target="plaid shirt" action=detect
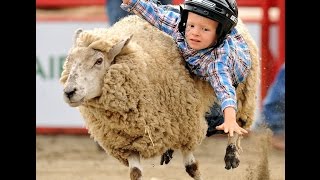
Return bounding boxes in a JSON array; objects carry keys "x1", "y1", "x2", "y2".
[{"x1": 121, "y1": 0, "x2": 252, "y2": 111}]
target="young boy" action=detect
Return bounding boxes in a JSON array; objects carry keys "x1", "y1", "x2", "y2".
[{"x1": 120, "y1": 0, "x2": 251, "y2": 137}]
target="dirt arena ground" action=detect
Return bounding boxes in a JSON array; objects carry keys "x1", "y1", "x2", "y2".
[{"x1": 36, "y1": 130, "x2": 284, "y2": 180}]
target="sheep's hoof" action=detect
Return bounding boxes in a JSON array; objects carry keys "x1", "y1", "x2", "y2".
[
  {"x1": 185, "y1": 161, "x2": 199, "y2": 178},
  {"x1": 160, "y1": 149, "x2": 174, "y2": 165},
  {"x1": 224, "y1": 143, "x2": 240, "y2": 170},
  {"x1": 130, "y1": 167, "x2": 142, "y2": 180}
]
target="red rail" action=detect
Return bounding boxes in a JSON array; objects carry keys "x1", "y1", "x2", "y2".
[
  {"x1": 37, "y1": 127, "x2": 89, "y2": 134},
  {"x1": 36, "y1": 0, "x2": 105, "y2": 8},
  {"x1": 36, "y1": 0, "x2": 279, "y2": 7},
  {"x1": 278, "y1": 0, "x2": 285, "y2": 72},
  {"x1": 260, "y1": 0, "x2": 285, "y2": 100}
]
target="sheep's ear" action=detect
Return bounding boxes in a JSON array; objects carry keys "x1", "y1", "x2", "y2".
[
  {"x1": 107, "y1": 35, "x2": 133, "y2": 61},
  {"x1": 73, "y1": 28, "x2": 83, "y2": 47}
]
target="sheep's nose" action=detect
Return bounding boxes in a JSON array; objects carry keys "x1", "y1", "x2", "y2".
[{"x1": 64, "y1": 88, "x2": 77, "y2": 99}]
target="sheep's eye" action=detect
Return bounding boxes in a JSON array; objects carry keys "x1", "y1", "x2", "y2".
[{"x1": 95, "y1": 58, "x2": 103, "y2": 65}]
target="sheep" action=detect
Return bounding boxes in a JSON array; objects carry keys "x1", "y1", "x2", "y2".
[{"x1": 60, "y1": 14, "x2": 260, "y2": 180}]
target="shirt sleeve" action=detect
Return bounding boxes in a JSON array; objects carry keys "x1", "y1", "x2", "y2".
[
  {"x1": 206, "y1": 28, "x2": 252, "y2": 112},
  {"x1": 207, "y1": 46, "x2": 237, "y2": 112},
  {"x1": 121, "y1": 0, "x2": 180, "y2": 35}
]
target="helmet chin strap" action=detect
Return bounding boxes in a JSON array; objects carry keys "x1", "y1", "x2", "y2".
[
  {"x1": 209, "y1": 40, "x2": 218, "y2": 48},
  {"x1": 215, "y1": 24, "x2": 224, "y2": 46},
  {"x1": 178, "y1": 6, "x2": 188, "y2": 34}
]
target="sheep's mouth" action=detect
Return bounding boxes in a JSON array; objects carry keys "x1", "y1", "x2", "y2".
[{"x1": 67, "y1": 98, "x2": 84, "y2": 107}]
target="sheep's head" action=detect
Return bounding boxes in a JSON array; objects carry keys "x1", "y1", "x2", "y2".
[{"x1": 61, "y1": 28, "x2": 132, "y2": 107}]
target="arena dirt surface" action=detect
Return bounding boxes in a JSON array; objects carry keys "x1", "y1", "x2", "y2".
[{"x1": 36, "y1": 130, "x2": 284, "y2": 180}]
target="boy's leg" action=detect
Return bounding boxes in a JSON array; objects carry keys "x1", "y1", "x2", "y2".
[{"x1": 205, "y1": 104, "x2": 225, "y2": 136}]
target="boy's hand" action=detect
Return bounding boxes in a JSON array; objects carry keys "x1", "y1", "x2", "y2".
[
  {"x1": 216, "y1": 107, "x2": 248, "y2": 137},
  {"x1": 122, "y1": 0, "x2": 130, "y2": 4},
  {"x1": 216, "y1": 121, "x2": 248, "y2": 137}
]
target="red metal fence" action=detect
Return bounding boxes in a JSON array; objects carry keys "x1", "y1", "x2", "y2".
[
  {"x1": 36, "y1": 0, "x2": 105, "y2": 8},
  {"x1": 235, "y1": 0, "x2": 285, "y2": 100}
]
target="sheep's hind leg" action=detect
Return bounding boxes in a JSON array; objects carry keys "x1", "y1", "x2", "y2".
[
  {"x1": 182, "y1": 151, "x2": 203, "y2": 180},
  {"x1": 160, "y1": 149, "x2": 174, "y2": 165},
  {"x1": 224, "y1": 133, "x2": 243, "y2": 170},
  {"x1": 128, "y1": 152, "x2": 142, "y2": 180}
]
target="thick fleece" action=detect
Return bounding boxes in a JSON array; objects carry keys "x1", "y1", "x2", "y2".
[{"x1": 60, "y1": 15, "x2": 259, "y2": 166}]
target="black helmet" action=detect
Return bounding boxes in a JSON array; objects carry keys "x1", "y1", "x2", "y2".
[{"x1": 178, "y1": 0, "x2": 238, "y2": 46}]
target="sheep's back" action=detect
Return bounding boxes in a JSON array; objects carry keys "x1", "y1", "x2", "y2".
[
  {"x1": 80, "y1": 15, "x2": 213, "y2": 165},
  {"x1": 80, "y1": 15, "x2": 259, "y2": 166}
]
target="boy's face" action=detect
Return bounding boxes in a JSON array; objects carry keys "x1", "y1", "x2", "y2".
[{"x1": 185, "y1": 12, "x2": 219, "y2": 50}]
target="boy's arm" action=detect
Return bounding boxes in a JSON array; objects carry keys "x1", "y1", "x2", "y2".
[
  {"x1": 208, "y1": 61, "x2": 247, "y2": 136},
  {"x1": 208, "y1": 70, "x2": 247, "y2": 136},
  {"x1": 121, "y1": 0, "x2": 179, "y2": 35}
]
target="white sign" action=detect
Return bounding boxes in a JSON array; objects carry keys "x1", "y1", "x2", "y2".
[{"x1": 36, "y1": 21, "x2": 108, "y2": 127}]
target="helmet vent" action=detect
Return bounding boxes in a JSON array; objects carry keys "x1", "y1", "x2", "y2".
[
  {"x1": 202, "y1": 0, "x2": 216, "y2": 8},
  {"x1": 215, "y1": 7, "x2": 223, "y2": 13},
  {"x1": 189, "y1": 0, "x2": 216, "y2": 8}
]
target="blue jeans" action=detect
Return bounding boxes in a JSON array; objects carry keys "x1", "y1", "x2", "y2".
[
  {"x1": 260, "y1": 64, "x2": 285, "y2": 135},
  {"x1": 205, "y1": 104, "x2": 225, "y2": 136},
  {"x1": 106, "y1": 0, "x2": 173, "y2": 25}
]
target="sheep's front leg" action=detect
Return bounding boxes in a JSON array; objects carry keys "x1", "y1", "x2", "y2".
[
  {"x1": 128, "y1": 152, "x2": 142, "y2": 180},
  {"x1": 182, "y1": 151, "x2": 203, "y2": 180},
  {"x1": 224, "y1": 133, "x2": 243, "y2": 170}
]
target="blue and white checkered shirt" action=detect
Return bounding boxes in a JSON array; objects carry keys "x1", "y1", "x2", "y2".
[{"x1": 121, "y1": 0, "x2": 252, "y2": 112}]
